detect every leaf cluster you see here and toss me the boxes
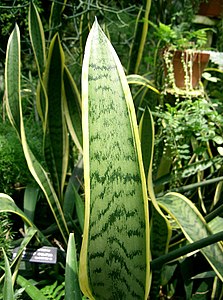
[149,20,211,50]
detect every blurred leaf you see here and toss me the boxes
[16,275,47,300]
[3,248,14,300]
[65,233,82,300]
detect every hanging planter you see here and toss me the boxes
[198,0,223,18]
[163,49,210,91]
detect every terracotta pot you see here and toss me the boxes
[198,0,223,18]
[164,50,210,89]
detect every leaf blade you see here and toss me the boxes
[158,192,223,281]
[80,19,150,300]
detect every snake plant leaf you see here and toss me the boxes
[0,193,47,246]
[65,233,82,300]
[3,248,14,300]
[5,25,69,244]
[49,0,67,39]
[29,2,46,75]
[23,185,39,233]
[139,108,171,256]
[5,24,20,133]
[79,19,150,300]
[29,1,47,122]
[139,108,171,298]
[43,33,69,199]
[127,74,160,95]
[158,192,223,281]
[64,66,83,153]
[63,180,85,232]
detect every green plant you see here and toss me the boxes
[0,213,14,274]
[149,21,210,50]
[155,96,223,182]
[1,3,223,300]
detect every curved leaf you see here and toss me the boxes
[127,74,160,95]
[5,26,69,244]
[158,192,223,281]
[16,275,47,300]
[79,19,150,300]
[0,193,46,246]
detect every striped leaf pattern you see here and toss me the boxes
[5,24,20,132]
[43,34,69,199]
[5,25,69,244]
[139,108,171,298]
[79,20,150,300]
[64,66,83,153]
[29,1,47,122]
[158,192,223,281]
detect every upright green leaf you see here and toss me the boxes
[29,2,46,75]
[49,0,67,39]
[29,1,47,122]
[63,180,85,232]
[43,33,69,199]
[139,108,171,299]
[5,24,20,133]
[79,20,150,300]
[65,233,82,300]
[64,66,83,153]
[3,248,14,300]
[23,185,39,233]
[5,25,69,244]
[158,192,223,281]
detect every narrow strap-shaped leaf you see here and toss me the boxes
[127,74,160,95]
[65,233,82,300]
[63,180,85,232]
[139,108,171,298]
[3,248,14,300]
[29,1,47,122]
[29,2,46,75]
[5,24,20,133]
[158,192,223,281]
[5,26,69,244]
[64,66,83,153]
[20,143,69,244]
[49,0,67,39]
[23,185,39,233]
[16,275,47,300]
[0,193,48,246]
[139,108,171,256]
[79,19,150,300]
[43,33,69,198]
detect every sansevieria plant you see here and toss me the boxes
[79,18,151,300]
[2,4,223,299]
